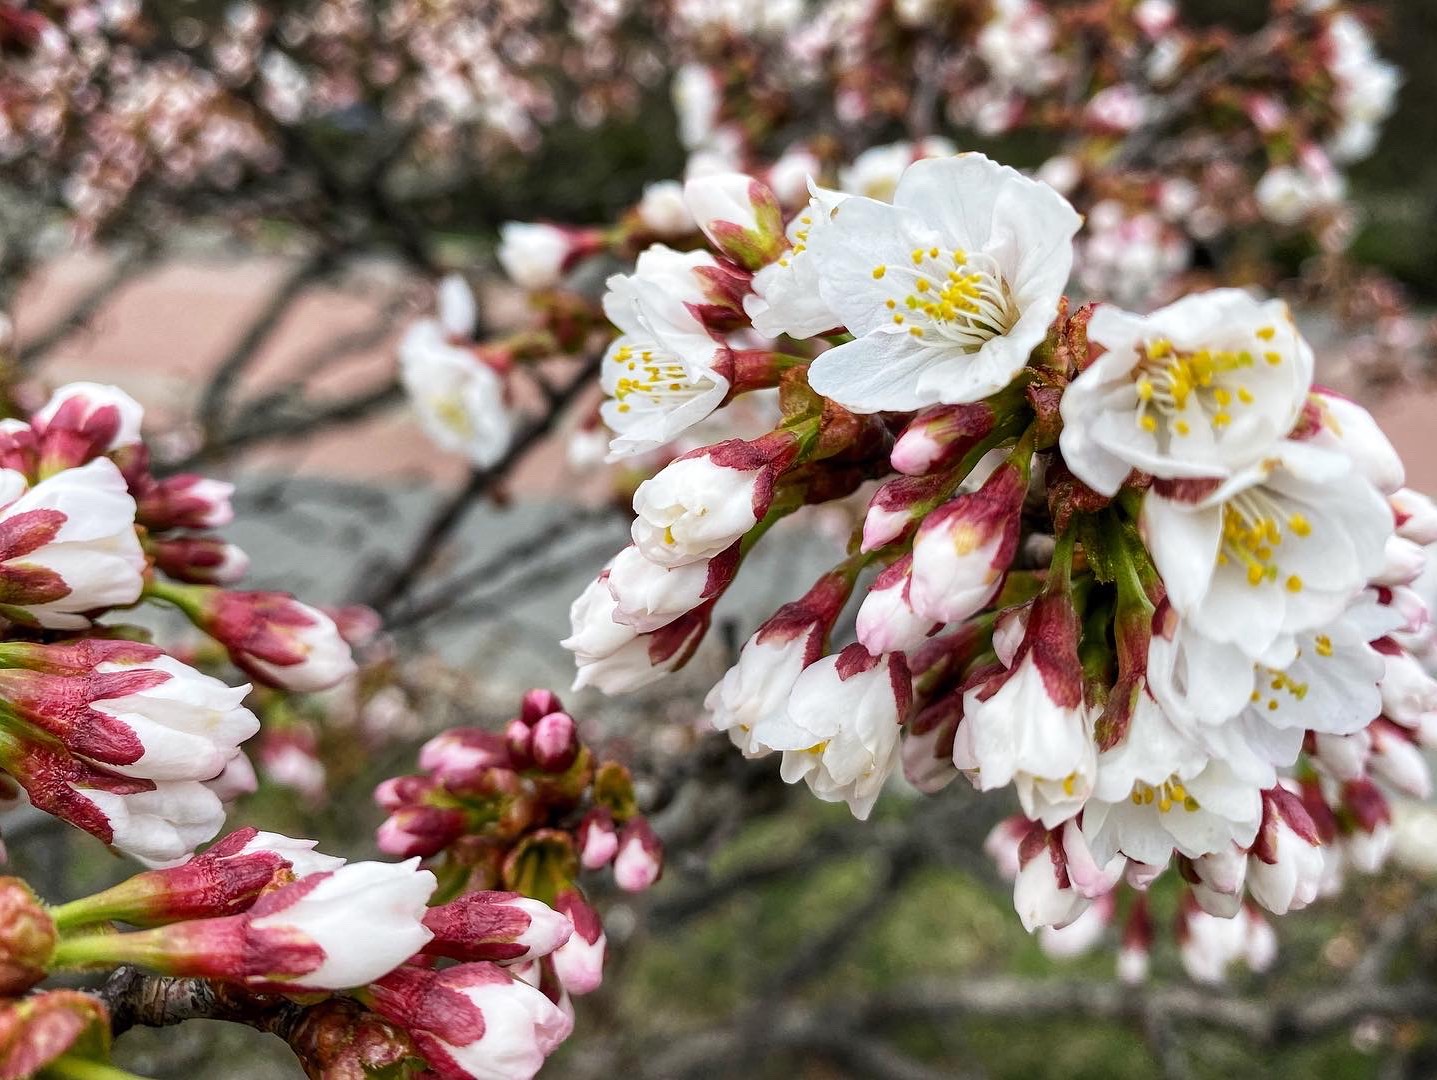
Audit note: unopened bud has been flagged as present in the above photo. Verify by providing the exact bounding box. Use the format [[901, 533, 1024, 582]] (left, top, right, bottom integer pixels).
[[614, 817, 664, 893], [577, 808, 619, 870], [531, 711, 579, 773], [504, 718, 535, 770], [0, 878, 55, 994], [684, 173, 786, 270], [520, 689, 564, 726]]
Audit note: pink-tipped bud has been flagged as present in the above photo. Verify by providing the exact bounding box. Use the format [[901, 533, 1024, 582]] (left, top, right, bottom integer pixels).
[[418, 728, 509, 782], [0, 878, 55, 994], [1117, 896, 1152, 984], [1247, 788, 1324, 915], [519, 689, 564, 726], [549, 890, 606, 995], [855, 556, 940, 654], [31, 382, 144, 470], [613, 817, 663, 893], [683, 172, 785, 270], [908, 461, 1025, 624], [0, 991, 110, 1076], [531, 712, 579, 773], [376, 805, 468, 859], [860, 472, 952, 553], [369, 961, 571, 1078], [890, 403, 996, 476], [192, 589, 356, 693], [577, 809, 620, 870], [137, 474, 235, 530], [150, 537, 250, 585], [1392, 488, 1437, 545], [504, 718, 535, 770], [422, 891, 573, 965]]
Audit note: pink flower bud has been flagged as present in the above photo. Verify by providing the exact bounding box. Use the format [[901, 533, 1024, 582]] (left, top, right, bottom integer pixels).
[[855, 556, 939, 654], [377, 805, 468, 859], [606, 544, 739, 633], [368, 961, 571, 1079], [1374, 638, 1437, 726], [1247, 788, 1324, 914], [56, 828, 342, 928], [577, 809, 619, 870], [1391, 487, 1437, 544], [1184, 845, 1247, 918], [902, 693, 962, 794], [630, 434, 797, 567], [890, 403, 999, 476], [1374, 536, 1427, 587], [59, 860, 437, 989], [705, 570, 849, 756], [909, 461, 1025, 624], [150, 537, 250, 585], [0, 878, 55, 994], [422, 891, 572, 965], [530, 711, 579, 773], [0, 991, 110, 1077], [0, 726, 226, 865], [31, 382, 144, 469], [0, 457, 145, 628], [549, 890, 606, 995], [860, 472, 952, 552], [1368, 720, 1432, 798], [136, 474, 236, 530], [190, 589, 357, 692], [497, 222, 602, 290], [614, 817, 663, 893], [683, 172, 785, 270], [519, 689, 564, 727], [418, 728, 509, 782], [504, 718, 535, 770], [1013, 822, 1092, 932], [0, 640, 257, 784]]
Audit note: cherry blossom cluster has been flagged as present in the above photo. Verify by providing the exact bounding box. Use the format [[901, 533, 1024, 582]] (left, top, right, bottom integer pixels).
[[376, 688, 665, 1005], [0, 380, 357, 865], [557, 149, 1437, 973], [0, 827, 579, 1077]]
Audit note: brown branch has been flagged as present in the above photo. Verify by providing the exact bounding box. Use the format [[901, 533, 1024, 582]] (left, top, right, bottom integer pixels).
[[360, 350, 604, 615], [194, 252, 334, 437], [17, 242, 162, 368]]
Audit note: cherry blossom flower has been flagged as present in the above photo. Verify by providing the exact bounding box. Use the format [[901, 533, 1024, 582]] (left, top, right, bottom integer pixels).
[[806, 153, 1080, 411]]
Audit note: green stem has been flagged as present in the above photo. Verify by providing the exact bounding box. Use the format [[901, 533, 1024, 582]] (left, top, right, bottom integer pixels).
[[49, 931, 161, 972], [1046, 529, 1077, 596], [41, 1057, 150, 1080], [139, 577, 206, 617]]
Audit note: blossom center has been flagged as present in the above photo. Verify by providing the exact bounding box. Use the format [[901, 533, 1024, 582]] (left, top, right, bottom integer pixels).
[[434, 394, 475, 438], [871, 247, 1017, 350], [1131, 337, 1269, 439], [1129, 777, 1199, 813], [610, 342, 713, 416], [1217, 488, 1311, 591]]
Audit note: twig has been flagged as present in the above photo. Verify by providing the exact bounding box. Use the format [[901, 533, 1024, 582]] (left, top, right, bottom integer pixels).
[[17, 242, 161, 368], [360, 351, 603, 614], [195, 252, 334, 437]]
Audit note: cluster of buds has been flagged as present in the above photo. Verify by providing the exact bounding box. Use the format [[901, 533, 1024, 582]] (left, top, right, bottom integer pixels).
[[0, 823, 580, 1078], [376, 688, 665, 1003], [0, 380, 356, 864], [555, 147, 1437, 972]]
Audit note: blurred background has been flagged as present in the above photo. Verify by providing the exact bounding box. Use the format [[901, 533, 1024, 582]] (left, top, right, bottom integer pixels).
[[4, 1, 1437, 1077]]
